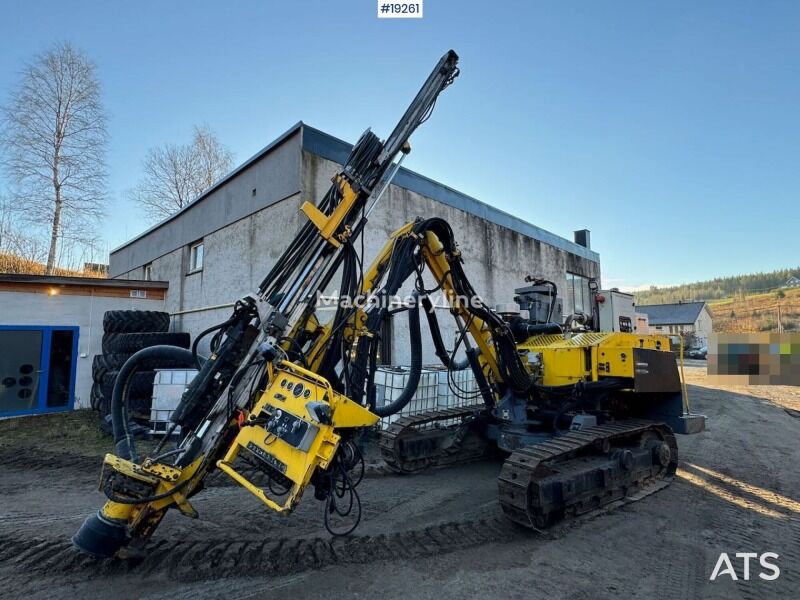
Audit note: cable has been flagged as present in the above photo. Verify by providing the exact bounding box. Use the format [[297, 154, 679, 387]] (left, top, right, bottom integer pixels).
[[447, 314, 483, 401], [277, 336, 309, 369], [322, 442, 365, 536]]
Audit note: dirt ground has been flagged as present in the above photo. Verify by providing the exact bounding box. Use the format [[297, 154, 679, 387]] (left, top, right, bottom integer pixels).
[[1, 364, 798, 599]]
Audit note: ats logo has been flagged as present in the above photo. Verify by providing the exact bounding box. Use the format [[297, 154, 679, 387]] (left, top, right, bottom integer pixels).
[[710, 553, 780, 581]]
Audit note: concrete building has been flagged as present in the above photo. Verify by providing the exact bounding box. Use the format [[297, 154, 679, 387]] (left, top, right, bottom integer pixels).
[[636, 301, 713, 346], [109, 123, 600, 364], [0, 274, 168, 414]]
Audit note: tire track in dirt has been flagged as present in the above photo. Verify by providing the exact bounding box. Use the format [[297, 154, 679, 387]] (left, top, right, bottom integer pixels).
[[0, 515, 526, 581], [707, 498, 799, 600], [0, 446, 102, 474], [699, 450, 799, 599]]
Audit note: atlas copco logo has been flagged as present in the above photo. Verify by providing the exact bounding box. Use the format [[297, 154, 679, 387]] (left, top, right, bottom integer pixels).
[[710, 553, 780, 581]]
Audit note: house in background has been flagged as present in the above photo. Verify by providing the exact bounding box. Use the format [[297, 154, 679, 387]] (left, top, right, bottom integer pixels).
[[634, 312, 649, 333], [636, 301, 713, 346], [782, 275, 800, 288]]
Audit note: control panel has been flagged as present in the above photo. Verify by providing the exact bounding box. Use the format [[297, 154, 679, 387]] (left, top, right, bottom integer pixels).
[[260, 407, 318, 452], [597, 289, 636, 333], [216, 361, 378, 515]]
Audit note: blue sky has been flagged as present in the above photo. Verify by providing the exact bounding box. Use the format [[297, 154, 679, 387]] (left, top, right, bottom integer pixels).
[[1, 1, 798, 290]]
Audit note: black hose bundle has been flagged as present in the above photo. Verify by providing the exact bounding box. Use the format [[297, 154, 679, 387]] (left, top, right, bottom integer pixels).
[[346, 232, 423, 407], [343, 216, 540, 413], [370, 292, 422, 418], [421, 294, 469, 371], [110, 345, 199, 461], [315, 241, 364, 389], [321, 440, 365, 536], [411, 218, 535, 395], [342, 130, 384, 190]]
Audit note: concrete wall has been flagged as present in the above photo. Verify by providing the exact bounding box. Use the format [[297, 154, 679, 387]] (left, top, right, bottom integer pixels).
[[112, 135, 600, 365], [115, 192, 307, 351], [303, 152, 600, 364], [0, 292, 165, 409], [109, 128, 302, 277]]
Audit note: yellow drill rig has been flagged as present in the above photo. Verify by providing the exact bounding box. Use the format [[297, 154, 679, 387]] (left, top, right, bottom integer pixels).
[[73, 50, 704, 557]]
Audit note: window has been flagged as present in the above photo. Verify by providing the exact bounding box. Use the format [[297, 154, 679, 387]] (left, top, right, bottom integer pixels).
[[143, 263, 152, 281], [189, 241, 204, 272], [565, 272, 591, 315]]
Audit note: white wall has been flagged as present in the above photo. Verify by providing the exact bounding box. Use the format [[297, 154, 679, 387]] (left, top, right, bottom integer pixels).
[[694, 307, 713, 345], [0, 291, 166, 409]]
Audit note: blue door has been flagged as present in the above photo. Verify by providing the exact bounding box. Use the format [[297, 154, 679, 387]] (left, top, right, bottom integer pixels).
[[0, 326, 79, 417]]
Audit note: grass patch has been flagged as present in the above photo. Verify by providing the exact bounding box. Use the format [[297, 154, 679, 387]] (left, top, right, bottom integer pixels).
[[0, 410, 158, 457]]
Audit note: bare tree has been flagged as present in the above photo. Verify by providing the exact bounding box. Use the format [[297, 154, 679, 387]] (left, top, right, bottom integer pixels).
[[129, 124, 234, 222], [0, 196, 48, 271], [192, 125, 235, 190], [0, 42, 108, 275]]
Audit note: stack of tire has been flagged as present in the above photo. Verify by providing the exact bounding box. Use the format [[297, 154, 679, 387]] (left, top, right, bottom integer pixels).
[[91, 310, 190, 431]]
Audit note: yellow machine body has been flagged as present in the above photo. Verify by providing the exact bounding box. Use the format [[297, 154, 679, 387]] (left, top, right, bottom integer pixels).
[[216, 361, 378, 513], [95, 453, 205, 544], [519, 331, 671, 386]]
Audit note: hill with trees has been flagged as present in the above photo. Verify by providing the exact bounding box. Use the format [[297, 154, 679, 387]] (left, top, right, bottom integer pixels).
[[633, 267, 799, 305]]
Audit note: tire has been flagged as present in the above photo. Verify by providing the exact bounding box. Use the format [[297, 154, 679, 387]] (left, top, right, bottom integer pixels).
[[90, 383, 105, 411], [101, 371, 156, 400], [95, 387, 152, 431], [102, 310, 170, 334], [93, 353, 132, 372], [128, 396, 154, 420], [93, 352, 191, 378], [92, 354, 129, 383], [102, 332, 190, 355], [98, 412, 113, 435]]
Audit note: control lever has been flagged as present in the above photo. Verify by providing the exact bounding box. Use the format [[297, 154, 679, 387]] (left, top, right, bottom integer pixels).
[[306, 401, 332, 425]]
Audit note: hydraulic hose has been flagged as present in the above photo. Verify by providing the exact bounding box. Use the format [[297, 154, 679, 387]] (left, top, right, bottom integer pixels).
[[111, 345, 199, 461], [372, 292, 423, 418], [191, 318, 234, 368], [420, 295, 469, 370], [510, 317, 562, 342]]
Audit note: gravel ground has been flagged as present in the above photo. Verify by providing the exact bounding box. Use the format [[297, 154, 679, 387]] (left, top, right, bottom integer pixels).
[[1, 365, 798, 599]]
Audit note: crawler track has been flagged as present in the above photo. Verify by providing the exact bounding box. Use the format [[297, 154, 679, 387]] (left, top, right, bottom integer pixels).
[[498, 420, 678, 529], [379, 405, 491, 473]]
